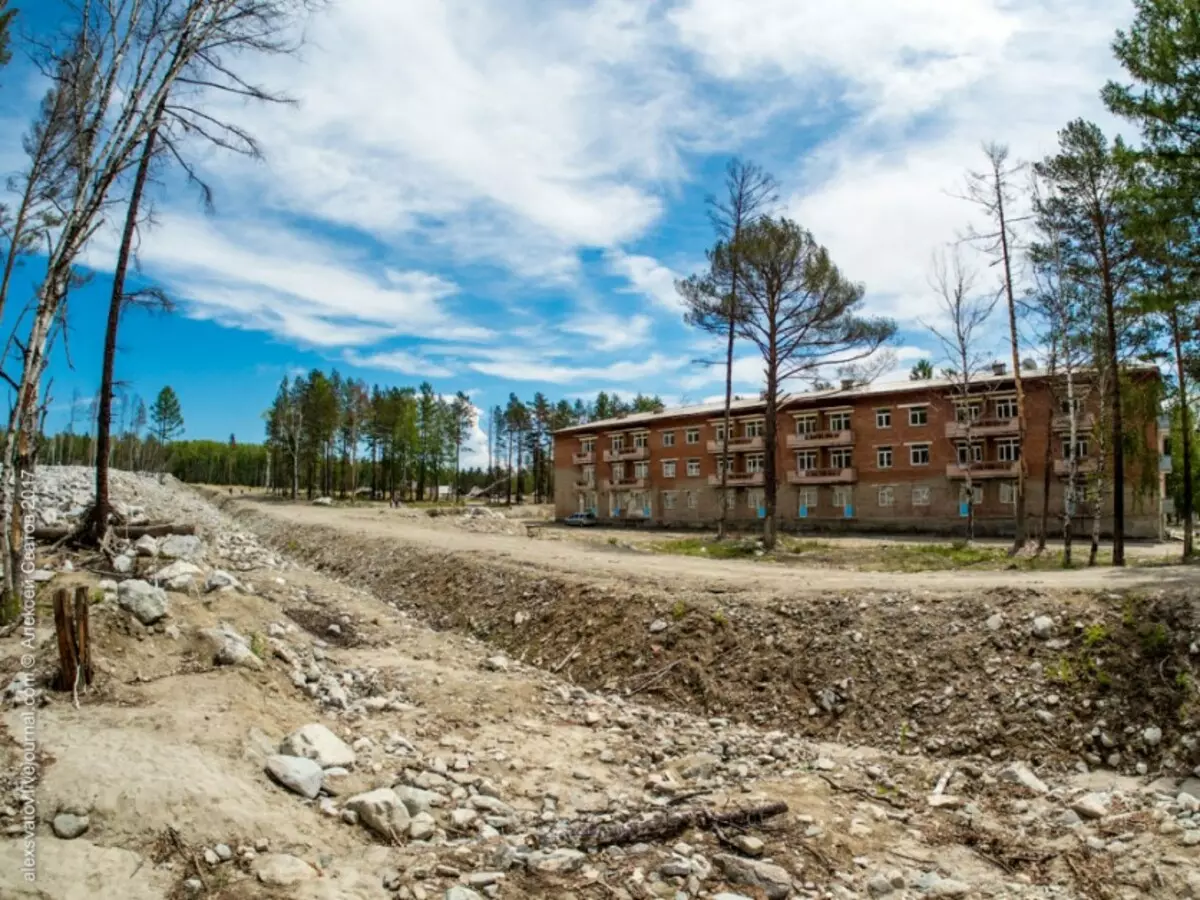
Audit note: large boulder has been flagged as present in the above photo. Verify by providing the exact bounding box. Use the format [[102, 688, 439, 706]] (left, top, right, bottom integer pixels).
[[159, 534, 203, 560], [133, 534, 159, 557], [153, 560, 204, 591], [344, 788, 410, 840], [279, 723, 357, 769], [117, 580, 169, 625], [265, 755, 324, 799]]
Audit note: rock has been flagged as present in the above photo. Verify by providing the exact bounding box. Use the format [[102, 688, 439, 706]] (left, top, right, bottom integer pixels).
[[344, 788, 411, 840], [649, 619, 668, 633], [525, 848, 587, 874], [985, 613, 1004, 631], [1071, 793, 1109, 821], [867, 875, 894, 896], [714, 895, 754, 900], [254, 853, 317, 886], [395, 785, 442, 816], [450, 808, 478, 829], [482, 656, 509, 672], [153, 560, 203, 591], [214, 843, 232, 862], [117, 580, 169, 625], [732, 835, 765, 857], [159, 534, 203, 560], [929, 879, 971, 897], [52, 813, 89, 839], [265, 755, 324, 799], [134, 535, 159, 557], [312, 496, 333, 506], [999, 762, 1049, 795], [113, 554, 134, 575], [205, 569, 241, 593], [183, 878, 203, 895], [714, 854, 793, 900], [203, 848, 220, 865], [409, 812, 436, 840], [1143, 726, 1163, 747], [1180, 778, 1200, 801], [445, 888, 483, 900], [200, 626, 263, 670], [1031, 616, 1055, 639], [280, 724, 357, 768]]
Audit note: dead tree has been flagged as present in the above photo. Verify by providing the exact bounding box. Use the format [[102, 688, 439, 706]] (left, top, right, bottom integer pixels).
[[53, 586, 93, 694]]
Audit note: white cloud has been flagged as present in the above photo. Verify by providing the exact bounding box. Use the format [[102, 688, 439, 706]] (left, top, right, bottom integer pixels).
[[560, 308, 654, 351], [343, 349, 457, 378], [463, 347, 686, 385], [605, 250, 687, 312]]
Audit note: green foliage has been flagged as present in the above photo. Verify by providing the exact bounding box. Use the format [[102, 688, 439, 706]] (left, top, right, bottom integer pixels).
[[1082, 623, 1110, 647], [0, 1, 14, 70], [150, 386, 185, 444], [249, 632, 268, 660], [711, 609, 727, 626], [1140, 621, 1171, 657], [670, 599, 687, 620], [653, 538, 760, 559], [909, 359, 934, 380]]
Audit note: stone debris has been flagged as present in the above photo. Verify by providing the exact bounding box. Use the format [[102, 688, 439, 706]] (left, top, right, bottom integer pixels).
[[279, 723, 358, 769], [117, 580, 169, 625], [51, 812, 90, 840], [265, 755, 324, 799]]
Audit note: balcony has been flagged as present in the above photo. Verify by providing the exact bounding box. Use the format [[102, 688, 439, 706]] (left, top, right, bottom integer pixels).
[[707, 471, 764, 487], [786, 429, 853, 449], [945, 460, 1019, 480], [574, 477, 596, 489], [572, 451, 595, 465], [1053, 458, 1099, 477], [944, 417, 1019, 439], [787, 467, 856, 485], [1051, 413, 1096, 433], [602, 447, 648, 462], [706, 435, 765, 454], [602, 476, 646, 490]]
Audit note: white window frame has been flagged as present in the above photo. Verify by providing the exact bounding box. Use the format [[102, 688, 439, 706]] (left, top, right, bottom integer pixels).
[[713, 423, 726, 442], [909, 406, 928, 427], [745, 420, 765, 438], [828, 411, 851, 431], [747, 488, 765, 509], [996, 439, 1021, 463], [876, 446, 893, 469], [999, 482, 1017, 504], [581, 438, 595, 453], [661, 431, 675, 448], [583, 465, 595, 485], [612, 462, 625, 480], [685, 428, 700, 445], [663, 491, 677, 510], [910, 443, 931, 466], [832, 486, 853, 509], [875, 408, 891, 429], [745, 453, 765, 473], [612, 435, 624, 450], [686, 458, 701, 477], [634, 461, 649, 479], [877, 485, 894, 508], [798, 488, 817, 510], [955, 402, 981, 423], [959, 484, 983, 504], [686, 490, 697, 509], [795, 414, 818, 435], [796, 450, 818, 471], [633, 432, 648, 449], [829, 448, 853, 469], [995, 397, 1017, 419], [662, 460, 677, 478], [1061, 438, 1089, 459], [956, 442, 983, 465], [912, 485, 931, 506]]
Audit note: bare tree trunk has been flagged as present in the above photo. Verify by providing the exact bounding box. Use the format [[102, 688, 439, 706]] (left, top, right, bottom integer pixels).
[[1171, 309, 1193, 559], [1063, 371, 1078, 567], [762, 351, 779, 550], [1038, 408, 1053, 551], [717, 315, 734, 540], [1089, 477, 1103, 567]]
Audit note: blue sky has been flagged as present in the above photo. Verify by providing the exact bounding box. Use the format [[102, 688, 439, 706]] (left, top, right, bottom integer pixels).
[[1, 0, 1134, 465]]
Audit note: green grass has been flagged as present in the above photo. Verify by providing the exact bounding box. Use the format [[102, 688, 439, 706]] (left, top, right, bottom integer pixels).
[[651, 537, 763, 559]]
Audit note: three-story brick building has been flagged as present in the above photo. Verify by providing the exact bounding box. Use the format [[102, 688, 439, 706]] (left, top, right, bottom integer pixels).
[[552, 366, 1168, 538]]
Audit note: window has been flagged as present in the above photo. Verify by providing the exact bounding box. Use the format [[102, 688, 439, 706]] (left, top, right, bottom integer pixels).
[[713, 424, 726, 442], [663, 491, 677, 510], [610, 492, 620, 515], [747, 489, 765, 510], [877, 486, 895, 507], [830, 448, 853, 469], [685, 428, 700, 445], [796, 414, 818, 435], [1061, 438, 1089, 459], [634, 461, 649, 479], [612, 435, 624, 451], [723, 491, 737, 510], [612, 462, 625, 480], [662, 460, 676, 478], [910, 444, 930, 466], [999, 482, 1017, 504], [716, 455, 730, 474], [661, 431, 675, 448], [955, 403, 981, 423], [686, 490, 697, 509], [745, 420, 765, 437], [994, 398, 1017, 419], [586, 492, 597, 511], [631, 492, 650, 514], [796, 450, 818, 471], [583, 465, 595, 485], [746, 453, 765, 473], [633, 432, 648, 449], [581, 438, 595, 453], [686, 458, 701, 477], [798, 488, 817, 511], [828, 411, 851, 431], [876, 409, 891, 428], [909, 406, 928, 426], [1060, 397, 1082, 415], [912, 486, 931, 506], [996, 439, 1021, 462], [956, 442, 983, 465], [832, 486, 853, 510], [876, 447, 893, 469], [959, 484, 983, 504]]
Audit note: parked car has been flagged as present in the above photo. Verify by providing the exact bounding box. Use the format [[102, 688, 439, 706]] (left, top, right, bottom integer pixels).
[[564, 511, 598, 526]]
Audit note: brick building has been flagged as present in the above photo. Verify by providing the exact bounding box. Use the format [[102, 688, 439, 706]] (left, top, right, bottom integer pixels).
[[552, 366, 1168, 538]]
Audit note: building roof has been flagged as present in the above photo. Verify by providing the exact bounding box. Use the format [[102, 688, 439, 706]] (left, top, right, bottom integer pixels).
[[552, 365, 1160, 435]]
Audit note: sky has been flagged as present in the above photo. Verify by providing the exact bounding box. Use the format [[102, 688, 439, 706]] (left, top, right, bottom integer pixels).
[[0, 0, 1137, 467]]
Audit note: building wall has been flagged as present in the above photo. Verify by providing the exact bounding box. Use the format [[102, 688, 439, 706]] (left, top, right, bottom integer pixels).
[[552, 376, 1165, 539]]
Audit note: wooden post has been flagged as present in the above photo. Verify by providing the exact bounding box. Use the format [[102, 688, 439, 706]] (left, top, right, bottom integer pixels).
[[53, 586, 93, 692]]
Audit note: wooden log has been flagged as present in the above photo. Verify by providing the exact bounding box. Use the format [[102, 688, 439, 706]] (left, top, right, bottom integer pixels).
[[52, 586, 94, 692], [73, 586, 93, 687], [539, 801, 788, 850], [33, 522, 197, 541]]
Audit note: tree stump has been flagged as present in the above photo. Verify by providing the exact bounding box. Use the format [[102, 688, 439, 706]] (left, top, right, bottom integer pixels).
[[53, 586, 94, 692]]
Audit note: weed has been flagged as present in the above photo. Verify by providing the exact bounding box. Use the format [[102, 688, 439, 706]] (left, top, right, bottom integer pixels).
[[653, 538, 759, 560], [1139, 622, 1170, 658], [898, 722, 911, 754], [1047, 656, 1076, 684], [249, 632, 268, 659], [1082, 624, 1109, 647], [671, 599, 687, 620], [285, 539, 299, 553], [607, 537, 619, 546], [711, 609, 727, 627], [90, 588, 106, 604]]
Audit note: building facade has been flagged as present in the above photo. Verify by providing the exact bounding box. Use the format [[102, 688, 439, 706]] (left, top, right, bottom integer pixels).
[[552, 367, 1168, 538]]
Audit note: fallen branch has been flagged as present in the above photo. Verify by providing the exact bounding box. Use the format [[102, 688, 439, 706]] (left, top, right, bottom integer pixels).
[[552, 640, 582, 674], [167, 827, 207, 891], [539, 801, 788, 850], [815, 772, 907, 810], [626, 659, 682, 696], [33, 522, 197, 542]]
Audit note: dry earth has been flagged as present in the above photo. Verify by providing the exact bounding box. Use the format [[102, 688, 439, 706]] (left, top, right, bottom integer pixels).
[[0, 473, 1197, 900]]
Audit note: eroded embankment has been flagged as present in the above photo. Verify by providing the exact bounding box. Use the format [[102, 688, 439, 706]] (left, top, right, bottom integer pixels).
[[228, 500, 1200, 776]]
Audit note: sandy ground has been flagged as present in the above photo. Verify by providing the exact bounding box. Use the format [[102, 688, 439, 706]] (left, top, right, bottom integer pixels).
[[243, 499, 1200, 595]]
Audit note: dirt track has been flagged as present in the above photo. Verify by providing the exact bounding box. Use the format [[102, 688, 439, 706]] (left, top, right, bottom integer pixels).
[[245, 500, 1200, 596]]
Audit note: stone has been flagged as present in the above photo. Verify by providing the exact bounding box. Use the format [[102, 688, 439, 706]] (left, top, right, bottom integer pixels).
[[732, 835, 765, 857], [450, 808, 478, 829], [1143, 726, 1163, 747], [999, 762, 1049, 795], [183, 878, 203, 895], [214, 844, 232, 862], [200, 626, 263, 670], [205, 569, 241, 593], [159, 534, 203, 560], [1071, 793, 1109, 821], [1180, 778, 1200, 801], [482, 656, 509, 672], [117, 580, 169, 625], [867, 875, 894, 896], [134, 535, 159, 557], [280, 724, 357, 768], [344, 789, 411, 840], [714, 854, 793, 900], [254, 853, 317, 887], [928, 879, 971, 897], [1031, 616, 1055, 639], [52, 813, 89, 839], [985, 613, 1004, 631], [409, 812, 436, 841], [153, 560, 203, 591], [713, 895, 754, 900], [649, 619, 668, 633], [395, 785, 442, 816], [525, 848, 586, 874], [444, 889, 483, 900], [113, 553, 134, 574], [265, 755, 324, 799]]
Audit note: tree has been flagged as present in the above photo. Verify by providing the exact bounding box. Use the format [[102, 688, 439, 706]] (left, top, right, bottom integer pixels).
[[1032, 120, 1139, 565], [685, 216, 894, 549], [922, 248, 997, 540], [0, 1, 15, 71], [679, 158, 778, 539], [150, 386, 184, 445], [959, 143, 1030, 550], [909, 359, 934, 380], [450, 392, 474, 501]]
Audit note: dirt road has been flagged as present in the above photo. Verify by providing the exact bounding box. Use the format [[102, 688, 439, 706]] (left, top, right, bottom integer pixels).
[[241, 499, 1200, 595]]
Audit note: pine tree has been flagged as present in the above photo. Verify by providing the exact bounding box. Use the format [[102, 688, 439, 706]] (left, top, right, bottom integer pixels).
[[150, 387, 185, 444]]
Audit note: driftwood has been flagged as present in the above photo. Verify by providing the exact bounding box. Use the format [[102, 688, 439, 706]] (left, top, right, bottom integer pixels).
[[52, 586, 93, 695], [539, 801, 788, 850], [33, 522, 197, 542]]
